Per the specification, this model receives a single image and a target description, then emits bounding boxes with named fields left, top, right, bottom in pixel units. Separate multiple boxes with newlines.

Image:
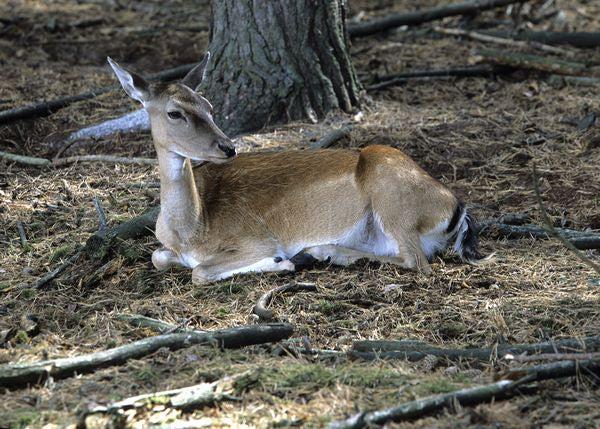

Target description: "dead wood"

left=502, top=358, right=600, bottom=382
left=0, top=322, right=294, bottom=388
left=472, top=49, right=600, bottom=76
left=548, top=75, right=600, bottom=87
left=93, top=196, right=107, bottom=232
left=0, top=91, right=107, bottom=125
left=327, top=378, right=533, bottom=428
left=0, top=151, right=157, bottom=167
left=82, top=206, right=159, bottom=259
left=506, top=352, right=600, bottom=363
left=435, top=26, right=574, bottom=55
left=16, top=221, right=27, bottom=247
left=350, top=336, right=600, bottom=362
left=476, top=220, right=600, bottom=250
left=532, top=164, right=600, bottom=274
left=115, top=313, right=206, bottom=334
left=52, top=155, right=157, bottom=166
left=310, top=125, right=354, bottom=149
left=366, top=65, right=505, bottom=91
left=0, top=151, right=51, bottom=167
left=84, top=382, right=232, bottom=417
left=253, top=282, right=318, bottom=320
left=347, top=0, right=525, bottom=38
left=480, top=30, right=600, bottom=49
left=329, top=359, right=600, bottom=428
left=0, top=62, right=199, bottom=125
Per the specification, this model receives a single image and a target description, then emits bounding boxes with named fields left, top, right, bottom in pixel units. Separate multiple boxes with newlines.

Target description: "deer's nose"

left=218, top=140, right=236, bottom=158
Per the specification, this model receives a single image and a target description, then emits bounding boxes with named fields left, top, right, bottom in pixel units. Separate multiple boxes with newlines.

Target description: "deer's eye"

left=167, top=111, right=183, bottom=120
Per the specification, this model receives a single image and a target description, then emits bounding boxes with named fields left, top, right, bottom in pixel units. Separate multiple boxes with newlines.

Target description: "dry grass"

left=1, top=0, right=600, bottom=428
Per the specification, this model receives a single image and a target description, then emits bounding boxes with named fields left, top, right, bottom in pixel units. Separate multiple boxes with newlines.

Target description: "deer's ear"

left=107, top=57, right=150, bottom=105
left=181, top=52, right=211, bottom=91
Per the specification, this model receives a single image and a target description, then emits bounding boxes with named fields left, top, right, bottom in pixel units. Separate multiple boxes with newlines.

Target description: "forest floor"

left=1, top=0, right=599, bottom=428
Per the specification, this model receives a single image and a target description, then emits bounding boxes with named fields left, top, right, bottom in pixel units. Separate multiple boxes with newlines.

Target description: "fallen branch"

left=0, top=151, right=51, bottom=167
left=93, top=196, right=108, bottom=232
left=472, top=49, right=600, bottom=77
left=16, top=221, right=27, bottom=247
left=532, top=164, right=600, bottom=274
left=253, top=282, right=318, bottom=320
left=480, top=30, right=600, bottom=49
left=0, top=150, right=157, bottom=168
left=52, top=154, right=157, bottom=166
left=310, top=125, right=354, bottom=149
left=476, top=220, right=600, bottom=250
left=0, top=91, right=107, bottom=125
left=435, top=26, right=574, bottom=56
left=84, top=381, right=234, bottom=416
left=0, top=322, right=294, bottom=388
left=350, top=336, right=600, bottom=362
left=366, top=65, right=506, bottom=91
left=0, top=62, right=200, bottom=125
left=82, top=206, right=159, bottom=259
left=548, top=75, right=600, bottom=87
left=502, top=358, right=600, bottom=382
left=64, top=109, right=149, bottom=142
left=347, top=0, right=525, bottom=38
left=115, top=313, right=206, bottom=334
left=506, top=352, right=600, bottom=363
left=329, top=359, right=600, bottom=428
left=328, top=377, right=532, bottom=428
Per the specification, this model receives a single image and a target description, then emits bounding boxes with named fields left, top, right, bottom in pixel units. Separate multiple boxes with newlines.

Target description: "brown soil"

left=1, top=1, right=599, bottom=428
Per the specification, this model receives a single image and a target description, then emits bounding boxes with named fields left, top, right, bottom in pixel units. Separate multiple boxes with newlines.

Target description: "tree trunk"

left=201, top=0, right=362, bottom=136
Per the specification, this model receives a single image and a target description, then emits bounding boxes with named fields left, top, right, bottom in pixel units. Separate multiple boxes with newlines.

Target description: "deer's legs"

left=152, top=248, right=181, bottom=271
left=302, top=244, right=404, bottom=266
left=191, top=255, right=294, bottom=285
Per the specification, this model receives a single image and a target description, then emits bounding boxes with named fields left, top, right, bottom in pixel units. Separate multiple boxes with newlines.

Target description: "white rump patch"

left=419, top=219, right=450, bottom=259
left=335, top=211, right=399, bottom=257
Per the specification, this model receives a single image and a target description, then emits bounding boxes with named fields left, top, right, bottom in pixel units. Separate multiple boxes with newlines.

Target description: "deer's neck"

left=155, top=147, right=204, bottom=239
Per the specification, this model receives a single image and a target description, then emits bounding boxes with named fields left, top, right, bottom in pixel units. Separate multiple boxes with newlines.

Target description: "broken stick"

left=0, top=322, right=294, bottom=388
left=253, top=282, right=318, bottom=320
left=350, top=335, right=600, bottom=362
left=329, top=359, right=600, bottom=428
left=347, top=0, right=525, bottom=38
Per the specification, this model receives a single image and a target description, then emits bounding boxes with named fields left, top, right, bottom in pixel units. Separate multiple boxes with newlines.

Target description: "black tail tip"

left=460, top=212, right=486, bottom=263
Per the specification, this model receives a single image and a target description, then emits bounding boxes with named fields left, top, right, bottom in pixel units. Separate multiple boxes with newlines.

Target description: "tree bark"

left=201, top=0, right=362, bottom=137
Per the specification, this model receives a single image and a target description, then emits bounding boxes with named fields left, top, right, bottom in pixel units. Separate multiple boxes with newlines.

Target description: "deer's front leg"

left=152, top=247, right=181, bottom=271
left=191, top=257, right=295, bottom=285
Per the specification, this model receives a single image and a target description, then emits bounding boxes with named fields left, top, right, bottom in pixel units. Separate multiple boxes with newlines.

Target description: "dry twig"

left=253, top=282, right=318, bottom=320
left=435, top=26, right=575, bottom=56
left=472, top=49, right=600, bottom=76
left=532, top=164, right=600, bottom=274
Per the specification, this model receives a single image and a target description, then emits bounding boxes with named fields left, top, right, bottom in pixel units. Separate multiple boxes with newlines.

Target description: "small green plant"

left=216, top=282, right=246, bottom=294
left=316, top=300, right=343, bottom=315
left=50, top=245, right=74, bottom=263
left=9, top=410, right=40, bottom=429
left=135, top=368, right=160, bottom=383
left=418, top=378, right=458, bottom=394
left=14, top=331, right=30, bottom=344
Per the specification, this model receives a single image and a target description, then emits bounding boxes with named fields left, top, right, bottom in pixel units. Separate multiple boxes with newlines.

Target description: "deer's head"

left=108, top=53, right=236, bottom=163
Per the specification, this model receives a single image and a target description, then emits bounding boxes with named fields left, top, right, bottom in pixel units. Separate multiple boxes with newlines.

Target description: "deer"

left=107, top=53, right=487, bottom=285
